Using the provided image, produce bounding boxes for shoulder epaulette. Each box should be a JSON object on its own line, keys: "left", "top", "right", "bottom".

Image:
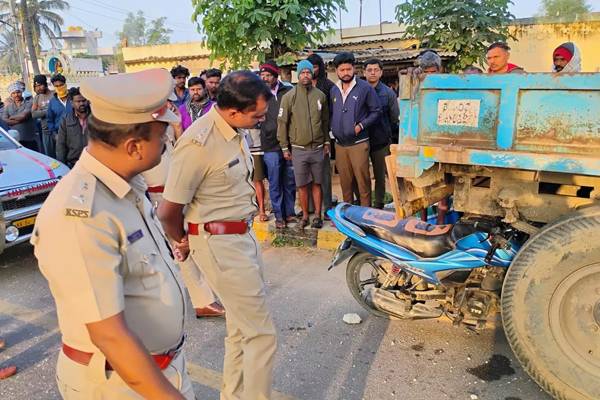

{"left": 64, "top": 173, "right": 96, "bottom": 218}
{"left": 192, "top": 126, "right": 212, "bottom": 146}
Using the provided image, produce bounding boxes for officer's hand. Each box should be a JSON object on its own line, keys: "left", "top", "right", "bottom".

{"left": 283, "top": 150, "right": 292, "bottom": 161}
{"left": 324, "top": 143, "right": 330, "bottom": 156}
{"left": 173, "top": 236, "right": 190, "bottom": 262}
{"left": 354, "top": 124, "right": 362, "bottom": 135}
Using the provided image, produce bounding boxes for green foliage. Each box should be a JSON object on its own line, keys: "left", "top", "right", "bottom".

{"left": 271, "top": 236, "right": 305, "bottom": 247}
{"left": 395, "top": 0, "right": 516, "bottom": 72}
{"left": 191, "top": 0, "right": 346, "bottom": 69}
{"left": 0, "top": 29, "right": 20, "bottom": 74}
{"left": 540, "top": 0, "right": 591, "bottom": 19}
{"left": 117, "top": 10, "right": 172, "bottom": 46}
{"left": 0, "top": 0, "right": 69, "bottom": 48}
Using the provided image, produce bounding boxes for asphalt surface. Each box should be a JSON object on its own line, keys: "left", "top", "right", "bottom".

{"left": 0, "top": 243, "right": 552, "bottom": 400}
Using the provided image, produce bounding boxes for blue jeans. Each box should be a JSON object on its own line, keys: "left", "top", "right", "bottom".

{"left": 264, "top": 150, "right": 296, "bottom": 221}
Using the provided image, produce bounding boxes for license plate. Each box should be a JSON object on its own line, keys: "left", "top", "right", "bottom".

{"left": 13, "top": 216, "right": 36, "bottom": 228}
{"left": 437, "top": 99, "right": 481, "bottom": 127}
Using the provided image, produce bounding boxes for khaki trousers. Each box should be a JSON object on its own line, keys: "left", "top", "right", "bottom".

{"left": 189, "top": 230, "right": 277, "bottom": 400}
{"left": 180, "top": 257, "right": 216, "bottom": 308}
{"left": 149, "top": 193, "right": 217, "bottom": 309}
{"left": 56, "top": 349, "right": 195, "bottom": 399}
{"left": 335, "top": 141, "right": 372, "bottom": 206}
{"left": 370, "top": 145, "right": 391, "bottom": 208}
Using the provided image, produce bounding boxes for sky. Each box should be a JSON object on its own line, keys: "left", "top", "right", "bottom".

{"left": 59, "top": 0, "right": 600, "bottom": 49}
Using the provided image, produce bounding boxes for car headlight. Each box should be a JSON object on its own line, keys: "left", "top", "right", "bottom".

{"left": 5, "top": 225, "right": 19, "bottom": 242}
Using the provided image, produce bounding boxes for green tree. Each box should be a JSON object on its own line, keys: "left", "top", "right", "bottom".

{"left": 540, "top": 0, "right": 591, "bottom": 19}
{"left": 0, "top": 29, "right": 20, "bottom": 74}
{"left": 0, "top": 0, "right": 69, "bottom": 75}
{"left": 191, "top": 0, "right": 346, "bottom": 69}
{"left": 117, "top": 10, "right": 172, "bottom": 46}
{"left": 395, "top": 0, "right": 516, "bottom": 72}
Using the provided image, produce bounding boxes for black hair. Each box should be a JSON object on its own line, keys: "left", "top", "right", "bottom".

{"left": 170, "top": 64, "right": 190, "bottom": 78}
{"left": 50, "top": 74, "right": 66, "bottom": 84}
{"left": 463, "top": 65, "right": 483, "bottom": 73}
{"left": 67, "top": 87, "right": 82, "bottom": 100}
{"left": 364, "top": 58, "right": 383, "bottom": 70}
{"left": 87, "top": 114, "right": 165, "bottom": 147}
{"left": 216, "top": 70, "right": 273, "bottom": 111}
{"left": 33, "top": 74, "right": 48, "bottom": 86}
{"left": 307, "top": 53, "right": 327, "bottom": 80}
{"left": 205, "top": 68, "right": 222, "bottom": 79}
{"left": 333, "top": 52, "right": 355, "bottom": 68}
{"left": 188, "top": 76, "right": 205, "bottom": 88}
{"left": 487, "top": 42, "right": 510, "bottom": 52}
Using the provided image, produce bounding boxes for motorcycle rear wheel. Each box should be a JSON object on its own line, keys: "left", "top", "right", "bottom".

{"left": 502, "top": 205, "right": 600, "bottom": 400}
{"left": 346, "top": 251, "right": 391, "bottom": 319}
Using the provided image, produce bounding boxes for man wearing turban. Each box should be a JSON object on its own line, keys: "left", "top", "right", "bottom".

{"left": 553, "top": 42, "right": 582, "bottom": 73}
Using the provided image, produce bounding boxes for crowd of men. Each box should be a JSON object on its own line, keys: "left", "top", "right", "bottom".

{"left": 0, "top": 39, "right": 586, "bottom": 396}
{"left": 1, "top": 73, "right": 90, "bottom": 168}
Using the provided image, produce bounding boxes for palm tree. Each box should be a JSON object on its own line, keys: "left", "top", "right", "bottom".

{"left": 0, "top": 28, "right": 20, "bottom": 74}
{"left": 0, "top": 0, "right": 69, "bottom": 74}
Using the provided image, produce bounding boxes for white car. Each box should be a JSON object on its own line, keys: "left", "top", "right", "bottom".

{"left": 0, "top": 128, "right": 70, "bottom": 254}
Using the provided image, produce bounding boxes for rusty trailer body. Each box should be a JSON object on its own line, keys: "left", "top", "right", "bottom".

{"left": 393, "top": 73, "right": 600, "bottom": 224}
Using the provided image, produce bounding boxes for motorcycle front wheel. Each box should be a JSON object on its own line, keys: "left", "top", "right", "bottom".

{"left": 346, "top": 251, "right": 391, "bottom": 319}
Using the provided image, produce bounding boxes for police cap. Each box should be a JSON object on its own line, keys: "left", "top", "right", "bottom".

{"left": 80, "top": 69, "right": 179, "bottom": 125}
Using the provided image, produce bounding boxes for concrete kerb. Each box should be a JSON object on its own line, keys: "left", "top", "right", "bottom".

{"left": 252, "top": 218, "right": 345, "bottom": 251}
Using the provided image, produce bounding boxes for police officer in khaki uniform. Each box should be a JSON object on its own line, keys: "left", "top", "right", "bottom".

{"left": 142, "top": 95, "right": 225, "bottom": 318}
{"left": 31, "top": 69, "right": 194, "bottom": 399}
{"left": 159, "top": 71, "right": 276, "bottom": 400}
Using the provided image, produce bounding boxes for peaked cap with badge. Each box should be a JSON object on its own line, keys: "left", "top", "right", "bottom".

{"left": 81, "top": 68, "right": 180, "bottom": 125}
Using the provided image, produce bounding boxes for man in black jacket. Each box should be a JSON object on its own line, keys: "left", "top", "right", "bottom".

{"left": 259, "top": 61, "right": 296, "bottom": 228}
{"left": 56, "top": 87, "right": 89, "bottom": 168}
{"left": 364, "top": 58, "right": 399, "bottom": 209}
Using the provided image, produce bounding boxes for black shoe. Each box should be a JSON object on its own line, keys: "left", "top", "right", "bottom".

{"left": 311, "top": 217, "right": 323, "bottom": 229}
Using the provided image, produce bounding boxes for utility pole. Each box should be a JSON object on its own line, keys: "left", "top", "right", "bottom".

{"left": 359, "top": 0, "right": 363, "bottom": 27}
{"left": 8, "top": 0, "right": 30, "bottom": 86}
{"left": 20, "top": 0, "right": 40, "bottom": 76}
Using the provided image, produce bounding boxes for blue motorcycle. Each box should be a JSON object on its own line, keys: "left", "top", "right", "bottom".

{"left": 327, "top": 203, "right": 524, "bottom": 329}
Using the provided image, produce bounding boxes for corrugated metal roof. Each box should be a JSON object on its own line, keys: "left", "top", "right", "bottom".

{"left": 319, "top": 36, "right": 406, "bottom": 49}
{"left": 293, "top": 48, "right": 456, "bottom": 66}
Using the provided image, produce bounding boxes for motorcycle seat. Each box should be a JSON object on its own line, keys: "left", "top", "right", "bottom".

{"left": 342, "top": 205, "right": 454, "bottom": 258}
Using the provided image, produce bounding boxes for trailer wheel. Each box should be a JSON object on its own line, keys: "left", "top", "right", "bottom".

{"left": 502, "top": 206, "right": 600, "bottom": 400}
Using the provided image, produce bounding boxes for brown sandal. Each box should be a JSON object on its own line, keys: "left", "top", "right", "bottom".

{"left": 275, "top": 219, "right": 286, "bottom": 229}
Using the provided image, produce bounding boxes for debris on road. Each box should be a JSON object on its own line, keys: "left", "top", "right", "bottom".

{"left": 343, "top": 313, "right": 362, "bottom": 324}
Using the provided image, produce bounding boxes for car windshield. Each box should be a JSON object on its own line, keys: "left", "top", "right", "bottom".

{"left": 0, "top": 129, "right": 19, "bottom": 151}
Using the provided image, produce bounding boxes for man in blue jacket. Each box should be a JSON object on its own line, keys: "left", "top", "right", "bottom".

{"left": 46, "top": 74, "right": 72, "bottom": 158}
{"left": 330, "top": 52, "right": 381, "bottom": 206}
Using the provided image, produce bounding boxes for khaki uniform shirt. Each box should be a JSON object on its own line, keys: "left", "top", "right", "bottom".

{"left": 32, "top": 150, "right": 186, "bottom": 354}
{"left": 141, "top": 126, "right": 176, "bottom": 188}
{"left": 163, "top": 107, "right": 257, "bottom": 223}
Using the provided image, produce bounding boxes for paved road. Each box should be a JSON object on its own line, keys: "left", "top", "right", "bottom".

{"left": 0, "top": 244, "right": 551, "bottom": 400}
